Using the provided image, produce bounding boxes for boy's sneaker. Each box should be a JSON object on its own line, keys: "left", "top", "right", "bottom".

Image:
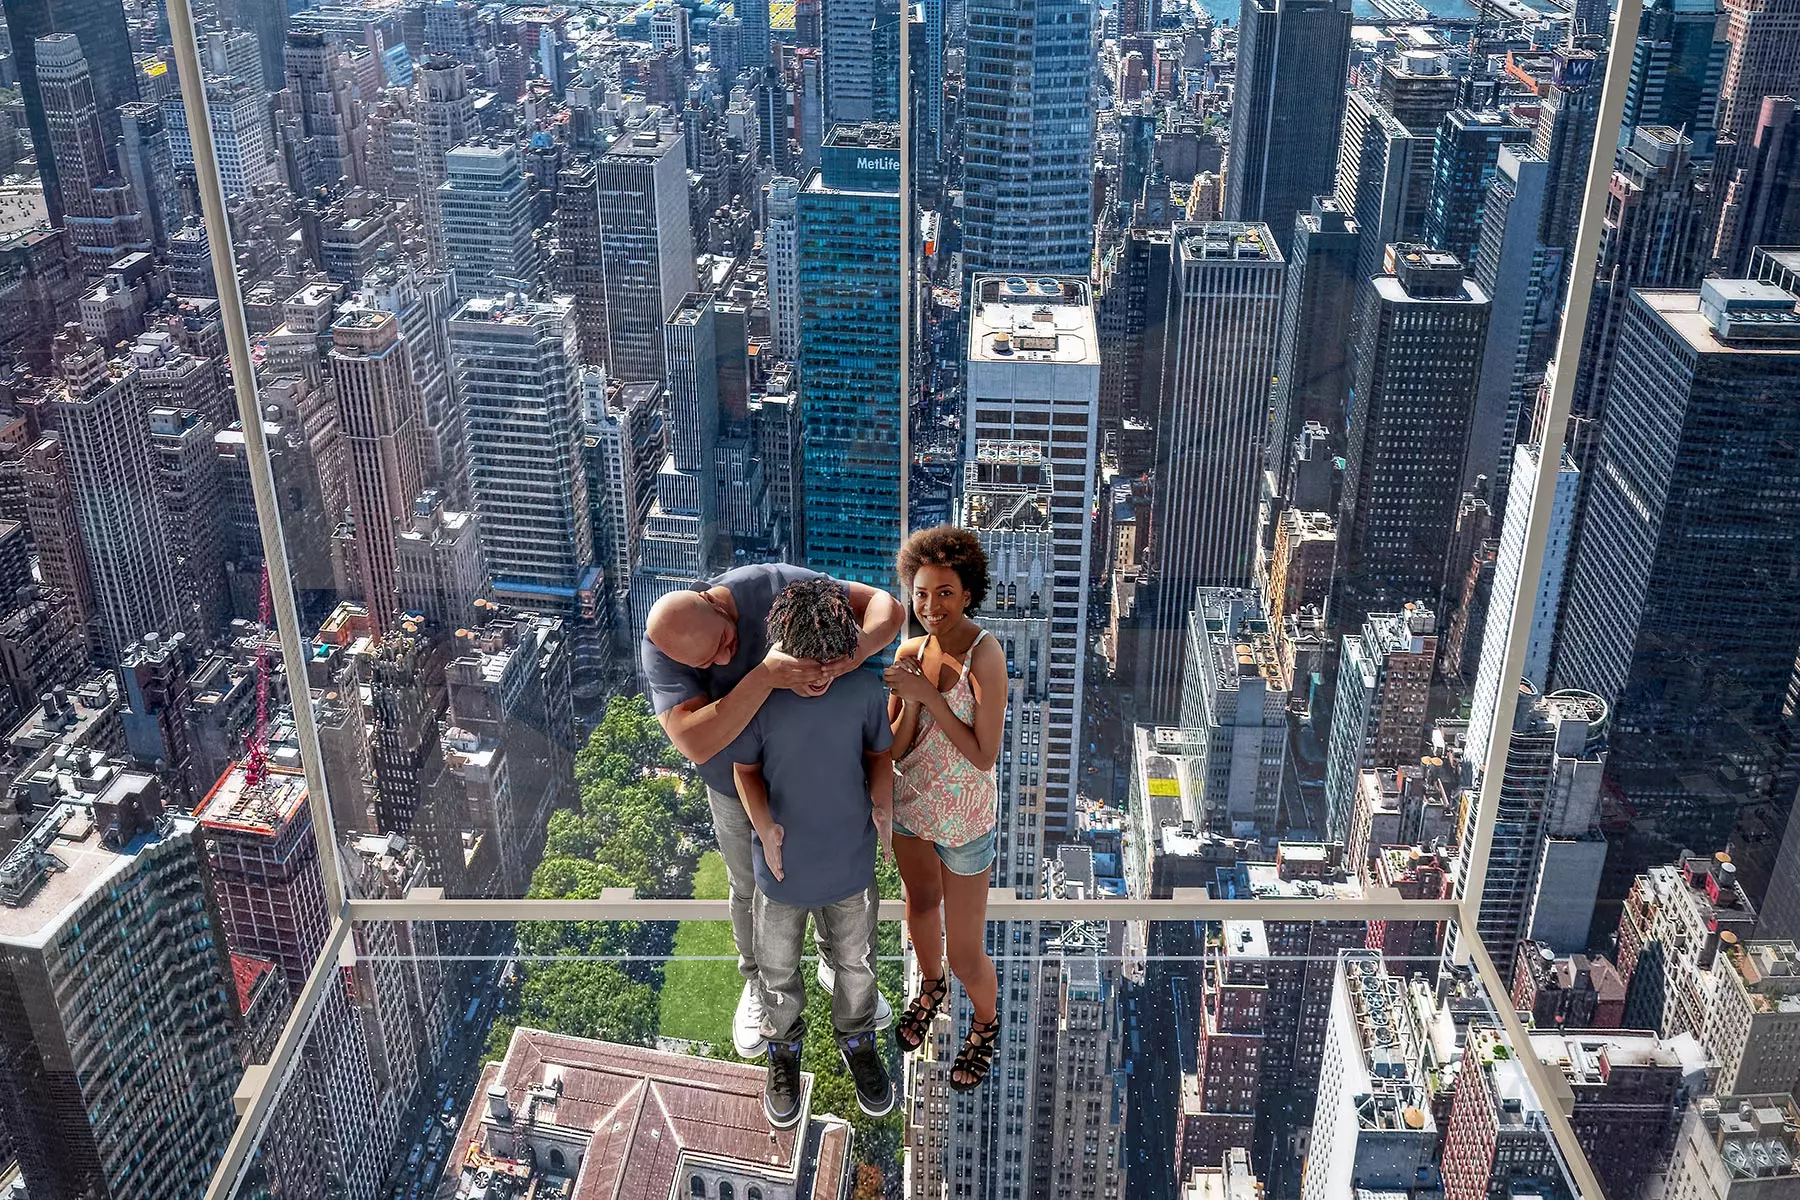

{"left": 838, "top": 1031, "right": 895, "bottom": 1118}
{"left": 734, "top": 981, "right": 768, "bottom": 1058}
{"left": 815, "top": 961, "right": 896, "bottom": 1030}
{"left": 764, "top": 1039, "right": 805, "bottom": 1129}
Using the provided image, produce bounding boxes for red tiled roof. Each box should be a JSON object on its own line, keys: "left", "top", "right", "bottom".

{"left": 456, "top": 1029, "right": 818, "bottom": 1200}
{"left": 229, "top": 952, "right": 279, "bottom": 1015}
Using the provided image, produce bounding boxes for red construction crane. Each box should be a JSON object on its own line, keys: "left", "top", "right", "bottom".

{"left": 244, "top": 565, "right": 274, "bottom": 787}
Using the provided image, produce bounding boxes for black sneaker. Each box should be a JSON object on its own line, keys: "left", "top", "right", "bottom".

{"left": 764, "top": 1039, "right": 804, "bottom": 1129}
{"left": 838, "top": 1031, "right": 894, "bottom": 1118}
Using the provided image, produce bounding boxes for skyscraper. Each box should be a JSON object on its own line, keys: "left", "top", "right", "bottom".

{"left": 0, "top": 781, "right": 237, "bottom": 1200}
{"left": 1553, "top": 280, "right": 1800, "bottom": 861}
{"left": 356, "top": 260, "right": 466, "bottom": 503}
{"left": 965, "top": 276, "right": 1099, "bottom": 838}
{"left": 1303, "top": 951, "right": 1438, "bottom": 1200}
{"left": 1334, "top": 56, "right": 1460, "bottom": 291}
{"left": 448, "top": 295, "right": 598, "bottom": 612}
{"left": 1575, "top": 125, "right": 1709, "bottom": 448}
{"left": 1466, "top": 147, "right": 1558, "bottom": 497}
{"left": 1336, "top": 246, "right": 1489, "bottom": 631}
{"left": 1713, "top": 96, "right": 1800, "bottom": 273}
{"left": 1426, "top": 108, "right": 1535, "bottom": 268}
{"left": 1715, "top": 0, "right": 1800, "bottom": 150}
{"left": 1621, "top": 0, "right": 1728, "bottom": 157}
{"left": 21, "top": 434, "right": 94, "bottom": 638}
{"left": 1467, "top": 443, "right": 1579, "bottom": 767}
{"left": 221, "top": 0, "right": 287, "bottom": 90}
{"left": 1141, "top": 222, "right": 1284, "bottom": 720}
{"left": 50, "top": 333, "right": 181, "bottom": 665}
{"left": 117, "top": 101, "right": 182, "bottom": 250}
{"left": 908, "top": 444, "right": 1056, "bottom": 1200}
{"left": 1223, "top": 0, "right": 1353, "bottom": 234}
{"left": 1465, "top": 686, "right": 1609, "bottom": 978}
{"left": 196, "top": 762, "right": 331, "bottom": 993}
{"left": 739, "top": 0, "right": 773, "bottom": 68}
{"left": 395, "top": 491, "right": 487, "bottom": 629}
{"left": 797, "top": 125, "right": 902, "bottom": 585}
{"left": 161, "top": 74, "right": 280, "bottom": 200}
{"left": 1180, "top": 587, "right": 1290, "bottom": 837}
{"left": 553, "top": 158, "right": 609, "bottom": 365}
{"left": 962, "top": 0, "right": 1095, "bottom": 276}
{"left": 3, "top": 0, "right": 136, "bottom": 219}
{"left": 764, "top": 176, "right": 801, "bottom": 358}
{"left": 1324, "top": 605, "right": 1437, "bottom": 843}
{"left": 330, "top": 309, "right": 427, "bottom": 630}
{"left": 438, "top": 142, "right": 541, "bottom": 299}
{"left": 632, "top": 294, "right": 721, "bottom": 627}
{"left": 278, "top": 30, "right": 368, "bottom": 192}
{"left": 416, "top": 53, "right": 477, "bottom": 251}
{"left": 757, "top": 66, "right": 795, "bottom": 175}
{"left": 148, "top": 406, "right": 231, "bottom": 646}
{"left": 34, "top": 34, "right": 147, "bottom": 275}
{"left": 1531, "top": 48, "right": 1604, "bottom": 257}
{"left": 824, "top": 0, "right": 893, "bottom": 124}
{"left": 1268, "top": 197, "right": 1358, "bottom": 493}
{"left": 597, "top": 124, "right": 697, "bottom": 383}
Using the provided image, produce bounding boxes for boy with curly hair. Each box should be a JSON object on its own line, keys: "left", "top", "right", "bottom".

{"left": 731, "top": 577, "right": 896, "bottom": 1127}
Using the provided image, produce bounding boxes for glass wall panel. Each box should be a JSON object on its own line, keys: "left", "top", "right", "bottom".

{"left": 215, "top": 921, "right": 1620, "bottom": 1200}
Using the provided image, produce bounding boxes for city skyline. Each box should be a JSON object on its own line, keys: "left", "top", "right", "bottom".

{"left": 0, "top": 0, "right": 1793, "bottom": 1197}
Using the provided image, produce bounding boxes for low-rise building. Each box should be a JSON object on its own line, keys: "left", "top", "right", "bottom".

{"left": 1705, "top": 939, "right": 1800, "bottom": 1099}
{"left": 1667, "top": 1093, "right": 1800, "bottom": 1199}
{"left": 452, "top": 1030, "right": 855, "bottom": 1199}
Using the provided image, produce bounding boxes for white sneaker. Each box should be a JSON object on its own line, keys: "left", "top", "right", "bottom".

{"left": 734, "top": 981, "right": 768, "bottom": 1058}
{"left": 816, "top": 960, "right": 895, "bottom": 1030}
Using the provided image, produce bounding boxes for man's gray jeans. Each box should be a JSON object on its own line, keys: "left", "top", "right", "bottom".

{"left": 754, "top": 884, "right": 879, "bottom": 1043}
{"left": 707, "top": 787, "right": 761, "bottom": 981}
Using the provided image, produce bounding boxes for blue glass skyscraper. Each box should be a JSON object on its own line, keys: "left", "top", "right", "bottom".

{"left": 797, "top": 125, "right": 902, "bottom": 585}
{"left": 1426, "top": 108, "right": 1534, "bottom": 268}
{"left": 962, "top": 0, "right": 1095, "bottom": 276}
{"left": 1621, "top": 0, "right": 1727, "bottom": 157}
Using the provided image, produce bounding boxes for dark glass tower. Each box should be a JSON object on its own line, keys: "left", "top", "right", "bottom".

{"left": 1223, "top": 0, "right": 1353, "bottom": 235}
{"left": 1573, "top": 125, "right": 1708, "bottom": 457}
{"left": 1427, "top": 108, "right": 1534, "bottom": 268}
{"left": 1268, "top": 196, "right": 1358, "bottom": 494}
{"left": 1554, "top": 280, "right": 1800, "bottom": 873}
{"left": 1336, "top": 245, "right": 1491, "bottom": 632}
{"left": 3, "top": 0, "right": 137, "bottom": 221}
{"left": 1620, "top": 0, "right": 1728, "bottom": 158}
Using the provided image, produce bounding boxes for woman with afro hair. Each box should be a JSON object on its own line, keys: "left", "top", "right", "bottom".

{"left": 882, "top": 525, "right": 1007, "bottom": 1091}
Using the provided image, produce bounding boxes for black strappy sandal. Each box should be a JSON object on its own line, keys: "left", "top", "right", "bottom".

{"left": 950, "top": 1014, "right": 1000, "bottom": 1091}
{"left": 895, "top": 975, "right": 949, "bottom": 1053}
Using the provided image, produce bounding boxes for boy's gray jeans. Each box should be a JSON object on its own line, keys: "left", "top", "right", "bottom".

{"left": 708, "top": 786, "right": 835, "bottom": 983}
{"left": 753, "top": 883, "right": 880, "bottom": 1044}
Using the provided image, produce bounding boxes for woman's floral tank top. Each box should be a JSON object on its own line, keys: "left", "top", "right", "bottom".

{"left": 894, "top": 629, "right": 1000, "bottom": 847}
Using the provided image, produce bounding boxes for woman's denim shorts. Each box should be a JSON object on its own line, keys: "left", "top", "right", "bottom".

{"left": 892, "top": 818, "right": 998, "bottom": 877}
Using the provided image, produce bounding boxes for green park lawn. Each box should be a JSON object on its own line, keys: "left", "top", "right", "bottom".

{"left": 657, "top": 850, "right": 742, "bottom": 1045}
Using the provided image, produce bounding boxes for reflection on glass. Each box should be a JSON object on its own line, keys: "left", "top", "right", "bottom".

{"left": 209, "top": 925, "right": 1618, "bottom": 1200}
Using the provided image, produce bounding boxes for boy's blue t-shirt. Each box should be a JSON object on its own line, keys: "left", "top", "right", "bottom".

{"left": 738, "top": 667, "right": 893, "bottom": 908}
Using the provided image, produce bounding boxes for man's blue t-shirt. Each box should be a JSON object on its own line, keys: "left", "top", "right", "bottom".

{"left": 639, "top": 563, "right": 824, "bottom": 793}
{"left": 737, "top": 667, "right": 893, "bottom": 908}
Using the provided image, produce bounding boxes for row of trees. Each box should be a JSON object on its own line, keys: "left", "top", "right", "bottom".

{"left": 484, "top": 695, "right": 709, "bottom": 1057}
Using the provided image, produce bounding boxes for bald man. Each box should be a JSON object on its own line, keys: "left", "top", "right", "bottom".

{"left": 643, "top": 564, "right": 904, "bottom": 1058}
